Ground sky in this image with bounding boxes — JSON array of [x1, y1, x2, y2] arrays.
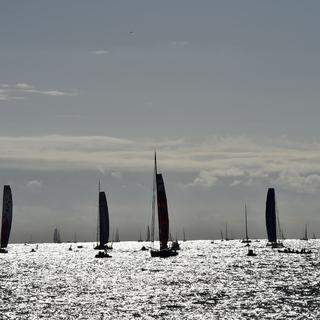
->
[[1, 1, 320, 242]]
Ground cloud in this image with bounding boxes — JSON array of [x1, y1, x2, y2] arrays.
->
[[0, 134, 320, 194], [0, 83, 77, 101], [92, 50, 109, 55], [169, 41, 190, 47], [15, 83, 34, 89], [111, 171, 122, 179], [26, 180, 42, 191]]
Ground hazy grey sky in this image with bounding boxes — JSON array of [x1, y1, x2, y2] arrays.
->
[[1, 1, 320, 242]]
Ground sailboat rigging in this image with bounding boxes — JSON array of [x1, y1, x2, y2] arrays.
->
[[150, 152, 178, 258], [53, 227, 61, 243], [300, 224, 308, 241], [0, 186, 13, 254], [241, 204, 251, 244]]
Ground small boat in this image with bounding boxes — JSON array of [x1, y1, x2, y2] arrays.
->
[[77, 245, 83, 249], [300, 224, 308, 241], [114, 228, 120, 242], [68, 245, 73, 251], [278, 248, 312, 255], [247, 249, 257, 256], [171, 240, 180, 251], [146, 226, 151, 242], [241, 204, 251, 244], [30, 248, 36, 253], [53, 227, 62, 244], [141, 246, 148, 251], [0, 186, 13, 254], [150, 152, 178, 258], [94, 182, 112, 252]]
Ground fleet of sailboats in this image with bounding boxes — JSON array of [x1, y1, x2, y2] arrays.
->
[[0, 162, 316, 258], [0, 186, 13, 254], [53, 228, 62, 243]]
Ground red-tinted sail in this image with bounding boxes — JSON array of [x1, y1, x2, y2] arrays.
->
[[1, 185, 13, 249], [156, 173, 169, 250]]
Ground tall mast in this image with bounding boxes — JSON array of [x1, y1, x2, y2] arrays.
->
[[96, 180, 100, 246], [245, 204, 248, 241], [225, 223, 228, 241], [151, 151, 157, 246]]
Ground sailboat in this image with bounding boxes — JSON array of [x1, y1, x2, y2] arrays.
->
[[138, 232, 142, 242], [241, 204, 251, 244], [150, 152, 178, 258], [114, 228, 120, 242], [265, 188, 283, 248], [183, 228, 186, 242], [94, 182, 112, 254], [300, 224, 308, 241], [146, 226, 150, 242], [0, 186, 13, 254], [53, 227, 62, 243], [225, 223, 229, 241]]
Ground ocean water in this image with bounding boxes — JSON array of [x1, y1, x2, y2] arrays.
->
[[0, 240, 319, 319]]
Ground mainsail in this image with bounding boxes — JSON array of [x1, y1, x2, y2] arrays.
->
[[156, 172, 169, 250], [1, 185, 13, 249], [98, 191, 109, 247], [266, 188, 277, 243]]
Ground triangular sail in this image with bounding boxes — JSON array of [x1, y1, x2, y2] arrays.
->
[[156, 173, 169, 250], [266, 188, 277, 243], [1, 185, 13, 248], [99, 191, 109, 246]]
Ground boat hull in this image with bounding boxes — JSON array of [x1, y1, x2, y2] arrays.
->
[[94, 244, 113, 250], [150, 249, 178, 258], [95, 251, 112, 258]]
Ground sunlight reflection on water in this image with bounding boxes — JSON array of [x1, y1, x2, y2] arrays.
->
[[0, 240, 319, 319]]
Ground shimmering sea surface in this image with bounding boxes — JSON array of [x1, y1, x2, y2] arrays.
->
[[1, 240, 320, 319]]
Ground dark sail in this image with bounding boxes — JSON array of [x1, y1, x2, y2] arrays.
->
[[156, 173, 169, 250], [1, 185, 13, 249], [266, 188, 277, 243], [99, 191, 109, 246]]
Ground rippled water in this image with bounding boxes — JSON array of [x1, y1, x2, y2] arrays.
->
[[1, 240, 319, 319]]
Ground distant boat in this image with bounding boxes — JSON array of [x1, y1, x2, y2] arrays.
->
[[94, 182, 112, 251], [220, 230, 224, 241], [150, 152, 178, 258], [265, 188, 283, 248], [0, 186, 13, 254], [146, 226, 150, 242], [114, 228, 120, 242], [241, 204, 251, 244], [53, 227, 62, 243], [300, 224, 308, 241]]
